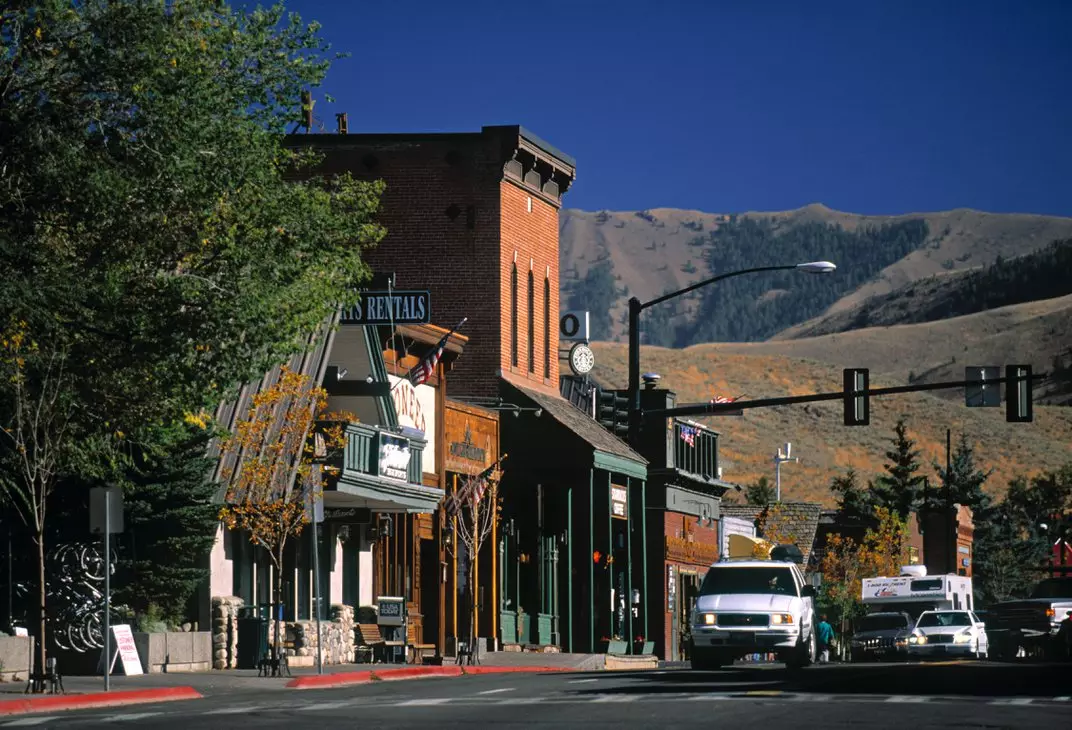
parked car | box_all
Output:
[689,553,818,670]
[907,610,988,660]
[849,611,913,662]
[985,577,1072,661]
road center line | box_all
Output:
[477,687,516,695]
[885,696,928,703]
[298,701,353,711]
[568,678,598,684]
[203,706,264,715]
[2,719,61,727]
[105,712,165,722]
[396,698,452,706]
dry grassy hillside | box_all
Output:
[560,204,1072,342]
[588,324,1072,506]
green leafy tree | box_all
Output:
[0,1,382,687]
[870,419,928,520]
[745,476,776,506]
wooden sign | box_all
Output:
[445,404,498,474]
[665,536,720,566]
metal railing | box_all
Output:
[670,419,719,481]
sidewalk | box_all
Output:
[0,653,601,699]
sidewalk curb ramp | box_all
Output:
[286,664,573,689]
[0,686,202,717]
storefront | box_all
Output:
[498,381,648,654]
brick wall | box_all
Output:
[499,181,560,395]
[659,511,720,659]
[296,129,568,400]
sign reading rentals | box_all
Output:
[340,290,431,326]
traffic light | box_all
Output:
[1006,364,1033,423]
[843,368,870,426]
[597,389,629,438]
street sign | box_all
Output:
[965,366,1001,407]
[89,487,123,534]
[340,290,431,325]
[1006,364,1034,423]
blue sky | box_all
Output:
[284,0,1072,217]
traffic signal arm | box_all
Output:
[643,372,1048,420]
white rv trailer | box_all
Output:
[861,566,974,619]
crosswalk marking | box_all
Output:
[104,712,164,722]
[568,678,598,684]
[2,719,61,727]
[203,706,264,715]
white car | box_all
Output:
[906,610,989,659]
[690,558,817,670]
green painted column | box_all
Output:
[567,484,573,653]
[626,475,633,654]
[607,471,613,639]
[641,478,648,642]
[588,469,595,652]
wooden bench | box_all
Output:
[407,622,437,665]
[356,623,386,664]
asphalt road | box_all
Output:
[4,661,1070,729]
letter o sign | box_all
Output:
[560,313,580,338]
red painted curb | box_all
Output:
[286,670,374,690]
[461,666,572,675]
[373,666,464,681]
[0,686,202,717]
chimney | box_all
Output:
[642,373,661,390]
[336,113,348,135]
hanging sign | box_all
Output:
[340,291,431,325]
[610,485,628,520]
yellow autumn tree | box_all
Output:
[752,502,808,560]
[217,366,352,668]
[819,506,909,656]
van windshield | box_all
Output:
[699,567,797,596]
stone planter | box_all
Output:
[132,631,213,674]
[0,636,33,683]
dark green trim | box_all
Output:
[331,473,443,513]
[641,480,648,642]
[607,470,612,640]
[589,469,594,652]
[567,484,573,653]
[364,326,397,429]
[594,451,647,480]
[626,475,633,654]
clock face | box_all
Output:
[569,343,595,375]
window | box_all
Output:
[527,271,535,372]
[543,277,551,378]
[510,265,518,367]
[699,567,797,596]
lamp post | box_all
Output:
[627,261,836,447]
[773,442,799,502]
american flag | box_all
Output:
[404,317,466,387]
[679,425,697,447]
[709,394,741,404]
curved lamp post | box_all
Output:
[626,261,837,446]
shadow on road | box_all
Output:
[575,661,1072,698]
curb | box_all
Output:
[287,664,575,689]
[0,686,202,717]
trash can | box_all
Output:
[236,605,269,669]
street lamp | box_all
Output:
[627,261,836,446]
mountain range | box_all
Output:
[558,204,1072,502]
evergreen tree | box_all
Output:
[829,469,875,525]
[115,425,219,625]
[566,260,619,340]
[870,419,928,520]
[745,476,777,505]
[927,433,993,512]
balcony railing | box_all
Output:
[316,421,425,486]
[670,419,719,481]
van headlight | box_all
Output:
[697,613,717,626]
[770,613,793,625]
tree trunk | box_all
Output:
[274,544,284,669]
[34,529,46,692]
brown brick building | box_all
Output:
[290,126,648,655]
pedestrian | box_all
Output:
[817,614,835,664]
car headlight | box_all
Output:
[953,631,972,644]
[770,613,793,625]
[699,613,716,626]
[908,634,927,645]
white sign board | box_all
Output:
[97,624,143,676]
[388,375,436,470]
[378,435,412,481]
[862,576,948,601]
[560,311,590,342]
